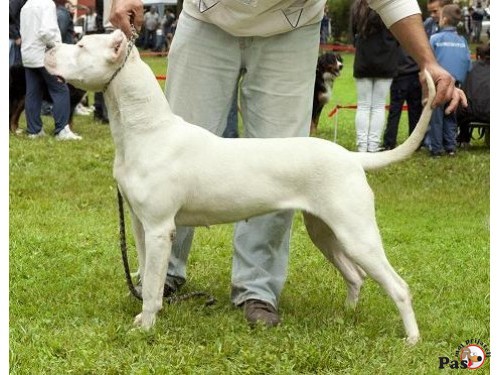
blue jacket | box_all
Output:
[424,17,438,38]
[430,27,472,84]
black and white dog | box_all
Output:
[310,52,343,134]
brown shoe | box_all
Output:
[243,299,281,327]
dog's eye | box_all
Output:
[77,44,84,49]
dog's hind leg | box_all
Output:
[134,219,176,330]
[303,212,366,309]
[325,207,419,344]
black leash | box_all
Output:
[117,188,216,306]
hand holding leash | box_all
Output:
[110,0,144,39]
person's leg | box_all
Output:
[383,78,405,149]
[164,12,242,287]
[429,105,445,155]
[367,78,392,152]
[41,67,70,134]
[24,68,44,135]
[9,40,15,67]
[355,78,373,152]
[443,112,457,153]
[406,75,423,135]
[232,23,320,312]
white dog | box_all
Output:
[45,30,435,344]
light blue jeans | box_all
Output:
[164,12,320,308]
[355,78,392,152]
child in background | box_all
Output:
[428,4,472,156]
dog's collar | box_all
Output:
[103,28,139,93]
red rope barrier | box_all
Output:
[319,44,355,53]
[328,104,408,117]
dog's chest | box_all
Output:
[318,72,334,104]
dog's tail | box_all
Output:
[352,70,435,171]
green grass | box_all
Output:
[9,53,490,374]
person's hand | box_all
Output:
[109,0,144,39]
[420,62,467,114]
[15,37,22,46]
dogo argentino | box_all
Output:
[45,30,436,344]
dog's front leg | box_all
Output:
[129,209,146,280]
[133,220,176,330]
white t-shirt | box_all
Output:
[182,0,421,37]
[20,0,62,68]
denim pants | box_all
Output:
[429,105,457,154]
[354,78,392,152]
[164,12,320,308]
[24,67,70,135]
[383,74,423,149]
[10,39,22,67]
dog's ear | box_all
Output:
[108,30,126,63]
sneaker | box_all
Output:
[447,150,456,157]
[55,125,82,141]
[243,299,281,327]
[75,103,93,116]
[27,129,46,139]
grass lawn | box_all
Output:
[9,51,490,374]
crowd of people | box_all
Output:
[9,0,488,327]
[139,5,177,52]
[348,0,489,156]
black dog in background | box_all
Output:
[9,64,86,133]
[311,52,343,135]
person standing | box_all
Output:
[383,50,423,150]
[55,0,75,44]
[351,0,400,152]
[20,0,82,140]
[320,5,331,44]
[428,4,471,156]
[424,0,453,38]
[9,0,27,67]
[109,0,467,327]
[471,3,486,43]
[463,7,473,43]
[84,6,99,35]
[142,5,159,49]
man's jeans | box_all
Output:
[164,12,320,308]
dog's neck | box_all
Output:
[103,47,174,149]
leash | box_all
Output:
[102,26,139,93]
[117,188,216,306]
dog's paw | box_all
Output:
[405,335,420,346]
[344,298,358,310]
[133,311,156,330]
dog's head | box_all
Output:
[45,30,128,91]
[317,52,343,81]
